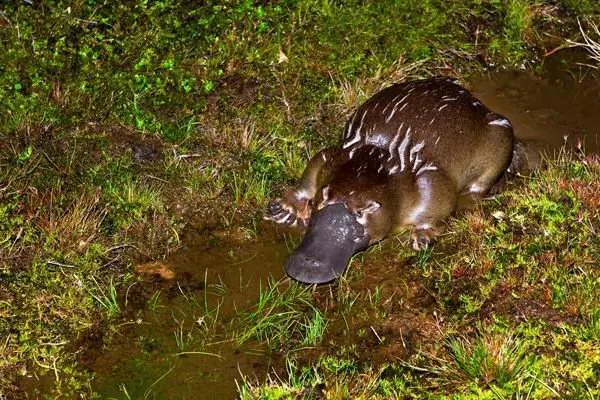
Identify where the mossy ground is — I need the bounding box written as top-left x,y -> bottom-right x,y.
237,151 -> 599,400
0,0 -> 599,398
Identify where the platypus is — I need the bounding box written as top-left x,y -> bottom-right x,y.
265,77 -> 516,284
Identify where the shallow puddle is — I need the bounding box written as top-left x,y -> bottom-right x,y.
471,51 -> 600,153
82,222 -> 442,398
88,228 -> 294,399
77,55 -> 600,398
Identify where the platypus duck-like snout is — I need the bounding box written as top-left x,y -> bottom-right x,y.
284,203 -> 370,284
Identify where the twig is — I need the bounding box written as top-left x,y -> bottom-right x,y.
173,148 -> 202,160
145,174 -> 169,183
566,18 -> 600,68
125,282 -> 137,308
71,18 -> 99,26
175,351 -> 224,359
101,254 -> 122,268
543,43 -> 570,57
176,153 -> 203,159
370,326 -> 384,344
105,243 -> 132,253
441,61 -> 466,86
42,151 -> 61,172
47,260 -> 75,268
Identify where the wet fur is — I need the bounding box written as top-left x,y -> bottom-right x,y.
265,77 -> 515,250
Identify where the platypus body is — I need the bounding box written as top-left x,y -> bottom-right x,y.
265,77 -> 516,284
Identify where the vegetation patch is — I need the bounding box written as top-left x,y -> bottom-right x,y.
235,279 -> 327,350
1,0 -> 599,397
239,151 -> 600,400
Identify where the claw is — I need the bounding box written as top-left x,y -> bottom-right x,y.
272,209 -> 290,221
283,213 -> 296,226
265,193 -> 312,228
268,200 -> 283,213
265,200 -> 287,222
411,235 -> 433,251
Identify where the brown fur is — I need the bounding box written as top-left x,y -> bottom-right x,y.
265,77 -> 515,249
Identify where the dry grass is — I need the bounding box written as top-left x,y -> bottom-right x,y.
34,189 -> 107,257
332,60 -> 428,121
568,19 -> 600,67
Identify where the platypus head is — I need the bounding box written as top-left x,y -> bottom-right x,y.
284,203 -> 371,284
285,146 -> 394,284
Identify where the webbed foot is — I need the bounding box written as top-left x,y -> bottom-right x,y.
264,190 -> 311,229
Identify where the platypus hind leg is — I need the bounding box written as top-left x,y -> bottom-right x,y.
407,171 -> 457,250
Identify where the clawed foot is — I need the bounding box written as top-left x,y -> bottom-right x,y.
264,190 -> 311,229
487,174 -> 507,196
410,227 -> 440,251
264,200 -> 307,228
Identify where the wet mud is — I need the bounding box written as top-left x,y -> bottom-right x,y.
88,226 -> 293,399
88,227 -> 441,399
39,54 -> 600,398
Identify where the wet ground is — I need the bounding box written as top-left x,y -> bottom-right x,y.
471,51 -> 600,153
88,227 -> 293,399
88,226 -> 438,399
24,53 -> 600,398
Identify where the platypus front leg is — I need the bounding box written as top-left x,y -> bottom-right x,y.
265,147 -> 336,229
407,171 -> 457,250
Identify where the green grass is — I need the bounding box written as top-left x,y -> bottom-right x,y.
1,0 -> 600,397
412,151 -> 599,398
235,279 -> 327,351
413,329 -> 540,397
434,151 -> 599,319
86,276 -> 121,318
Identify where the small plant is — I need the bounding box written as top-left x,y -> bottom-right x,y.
236,279 -> 327,350
416,244 -> 433,275
231,170 -> 270,207
148,290 -> 161,313
302,309 -> 328,346
582,307 -> 600,341
172,271 -> 224,345
444,333 -> 532,387
406,329 -> 539,397
86,276 -> 121,318
173,319 -> 194,352
18,145 -> 33,163
368,286 -> 382,308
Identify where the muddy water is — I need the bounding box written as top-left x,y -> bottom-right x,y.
90,229 -> 436,399
471,52 -> 600,154
81,56 -> 600,399
87,227 -> 296,399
